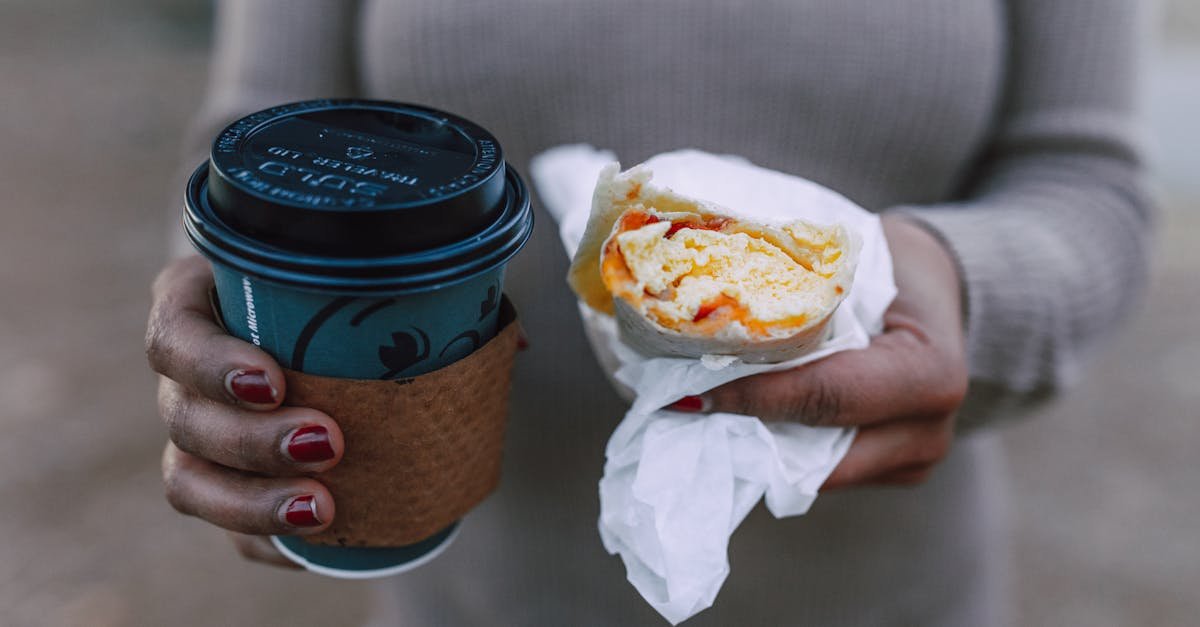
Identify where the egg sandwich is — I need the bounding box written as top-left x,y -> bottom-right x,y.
568,163 -> 857,362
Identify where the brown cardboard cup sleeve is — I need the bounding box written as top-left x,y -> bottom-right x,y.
283,298 -> 521,547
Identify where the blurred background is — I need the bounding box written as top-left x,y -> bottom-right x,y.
0,1 -> 1196,625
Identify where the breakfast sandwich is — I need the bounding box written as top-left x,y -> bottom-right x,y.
568,163 -> 857,362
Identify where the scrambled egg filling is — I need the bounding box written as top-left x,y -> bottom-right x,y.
611,217 -> 837,332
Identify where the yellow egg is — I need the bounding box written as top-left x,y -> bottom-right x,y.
605,211 -> 846,338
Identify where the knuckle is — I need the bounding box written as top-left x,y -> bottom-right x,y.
234,422 -> 278,473
162,392 -> 201,451
795,375 -> 842,426
146,266 -> 190,371
156,379 -> 182,423
144,308 -> 171,374
146,307 -> 196,379
729,383 -> 759,417
722,371 -> 846,425
232,474 -> 281,515
155,377 -> 175,416
217,477 -> 281,534
711,382 -> 752,416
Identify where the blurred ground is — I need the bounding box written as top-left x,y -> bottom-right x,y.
0,2 -> 1196,626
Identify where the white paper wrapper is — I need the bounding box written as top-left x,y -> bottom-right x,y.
531,146 -> 897,624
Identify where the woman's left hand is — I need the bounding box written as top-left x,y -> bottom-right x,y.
673,214 -> 969,489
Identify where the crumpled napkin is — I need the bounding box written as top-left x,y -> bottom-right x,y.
530,146 -> 897,624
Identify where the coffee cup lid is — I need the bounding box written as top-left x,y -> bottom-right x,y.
185,100 -> 533,294
205,99 -> 507,256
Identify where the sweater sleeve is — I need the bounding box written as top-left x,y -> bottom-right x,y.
170,0 -> 361,256
894,1 -> 1155,430
187,0 -> 360,152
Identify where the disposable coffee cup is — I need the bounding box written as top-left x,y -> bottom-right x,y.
183,99 -> 533,578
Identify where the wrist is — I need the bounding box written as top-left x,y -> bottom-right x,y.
883,213 -> 964,341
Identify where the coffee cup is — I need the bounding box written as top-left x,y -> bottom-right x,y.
183,99 -> 533,578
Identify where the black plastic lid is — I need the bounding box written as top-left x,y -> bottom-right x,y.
207,99 -> 507,256
184,100 -> 533,294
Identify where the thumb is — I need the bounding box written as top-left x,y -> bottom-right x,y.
703,327 -> 963,427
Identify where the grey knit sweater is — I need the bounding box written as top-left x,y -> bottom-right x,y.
181,1 -> 1151,624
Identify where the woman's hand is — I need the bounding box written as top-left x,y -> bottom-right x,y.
672,214 -> 969,488
146,255 -> 346,568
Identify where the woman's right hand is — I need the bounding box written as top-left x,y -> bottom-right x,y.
146,255 -> 345,568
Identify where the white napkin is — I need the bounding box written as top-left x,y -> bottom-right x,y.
531,146 -> 897,624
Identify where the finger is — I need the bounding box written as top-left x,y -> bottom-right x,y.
159,377 -> 343,475
819,418 -> 951,490
703,324 -> 966,427
146,256 -> 285,409
227,532 -> 303,570
162,441 -> 335,536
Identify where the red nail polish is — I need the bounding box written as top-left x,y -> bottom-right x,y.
284,495 -> 322,527
228,370 -> 276,404
287,426 -> 335,463
516,334 -> 530,351
667,395 -> 705,412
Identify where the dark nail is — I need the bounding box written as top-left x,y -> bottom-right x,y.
516,332 -> 530,351
228,369 -> 276,405
286,426 -> 335,463
667,395 -> 706,413
284,495 -> 322,527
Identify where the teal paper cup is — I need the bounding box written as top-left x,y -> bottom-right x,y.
183,100 -> 533,578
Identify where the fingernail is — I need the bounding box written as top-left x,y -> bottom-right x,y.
284,495 -> 322,527
667,395 -> 708,413
516,332 -> 530,351
226,369 -> 276,405
286,426 -> 335,463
